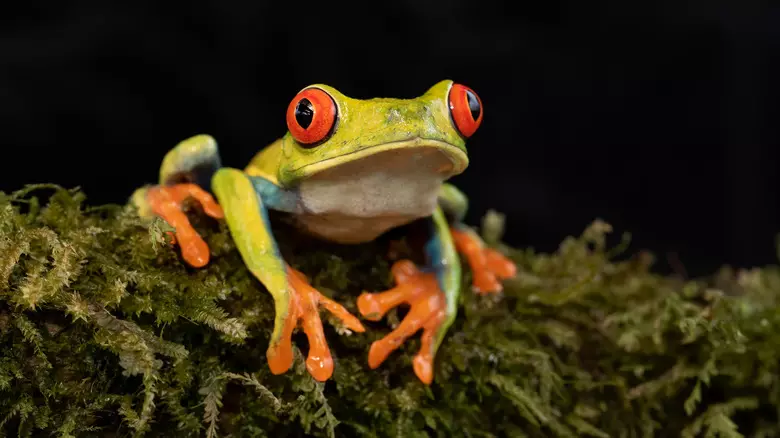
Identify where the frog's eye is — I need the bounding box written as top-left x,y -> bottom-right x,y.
286,87 -> 338,147
448,83 -> 483,138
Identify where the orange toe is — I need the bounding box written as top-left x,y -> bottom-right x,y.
367,341 -> 392,369
181,184 -> 224,219
412,354 -> 434,385
485,248 -> 517,279
267,266 -> 365,382
267,328 -> 295,376
412,309 -> 445,384
450,227 -> 517,294
176,228 -> 211,268
359,260 -> 448,385
147,183 -> 221,268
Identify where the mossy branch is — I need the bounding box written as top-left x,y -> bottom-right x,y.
1,184 -> 779,437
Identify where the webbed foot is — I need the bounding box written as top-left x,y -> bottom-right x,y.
267,266 -> 365,382
450,227 -> 516,294
357,260 -> 448,385
144,183 -> 224,267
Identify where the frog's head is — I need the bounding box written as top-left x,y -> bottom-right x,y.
276,80 -> 482,187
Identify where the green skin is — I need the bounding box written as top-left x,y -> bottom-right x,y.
133,80 -> 510,384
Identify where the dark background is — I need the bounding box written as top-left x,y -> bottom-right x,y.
1,1 -> 778,277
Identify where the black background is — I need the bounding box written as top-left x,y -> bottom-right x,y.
1,1 -> 778,277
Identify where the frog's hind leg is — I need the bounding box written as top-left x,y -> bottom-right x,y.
438,183 -> 516,294
131,134 -> 223,213
357,207 -> 460,385
157,134 -> 223,189
130,135 -> 225,266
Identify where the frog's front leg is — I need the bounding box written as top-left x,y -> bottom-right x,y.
357,184 -> 517,384
357,207 -> 460,385
211,168 -> 364,381
438,183 -> 517,293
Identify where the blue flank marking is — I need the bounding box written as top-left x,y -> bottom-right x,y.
424,218 -> 455,293
423,208 -> 462,353
249,176 -> 301,213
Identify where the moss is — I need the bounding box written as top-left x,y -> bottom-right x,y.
1,184 -> 779,437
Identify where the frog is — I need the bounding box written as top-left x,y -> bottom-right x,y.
131,80 -> 517,385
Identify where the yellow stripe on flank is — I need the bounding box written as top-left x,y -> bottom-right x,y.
211,167 -> 290,342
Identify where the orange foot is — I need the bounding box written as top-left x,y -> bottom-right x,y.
450,227 -> 517,294
267,266 -> 365,382
146,183 -> 224,267
357,260 -> 447,385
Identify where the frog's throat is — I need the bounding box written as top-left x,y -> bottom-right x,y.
292,138 -> 468,180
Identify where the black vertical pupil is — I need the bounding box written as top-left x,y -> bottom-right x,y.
466,90 -> 481,121
295,98 -> 314,129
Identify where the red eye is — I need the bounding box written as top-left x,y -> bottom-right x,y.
286,87 -> 338,146
448,83 -> 483,138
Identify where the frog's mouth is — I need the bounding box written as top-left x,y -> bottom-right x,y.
293,138 -> 469,180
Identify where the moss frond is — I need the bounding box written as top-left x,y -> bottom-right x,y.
1,184 -> 779,437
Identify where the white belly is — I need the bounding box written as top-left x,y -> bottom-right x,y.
294,147 -> 450,243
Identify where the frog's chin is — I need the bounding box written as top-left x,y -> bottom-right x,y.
292,140 -> 468,243
294,138 -> 469,181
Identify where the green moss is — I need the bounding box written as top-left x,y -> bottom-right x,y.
1,184 -> 779,437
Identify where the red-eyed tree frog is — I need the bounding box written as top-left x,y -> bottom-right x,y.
131,80 -> 517,385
